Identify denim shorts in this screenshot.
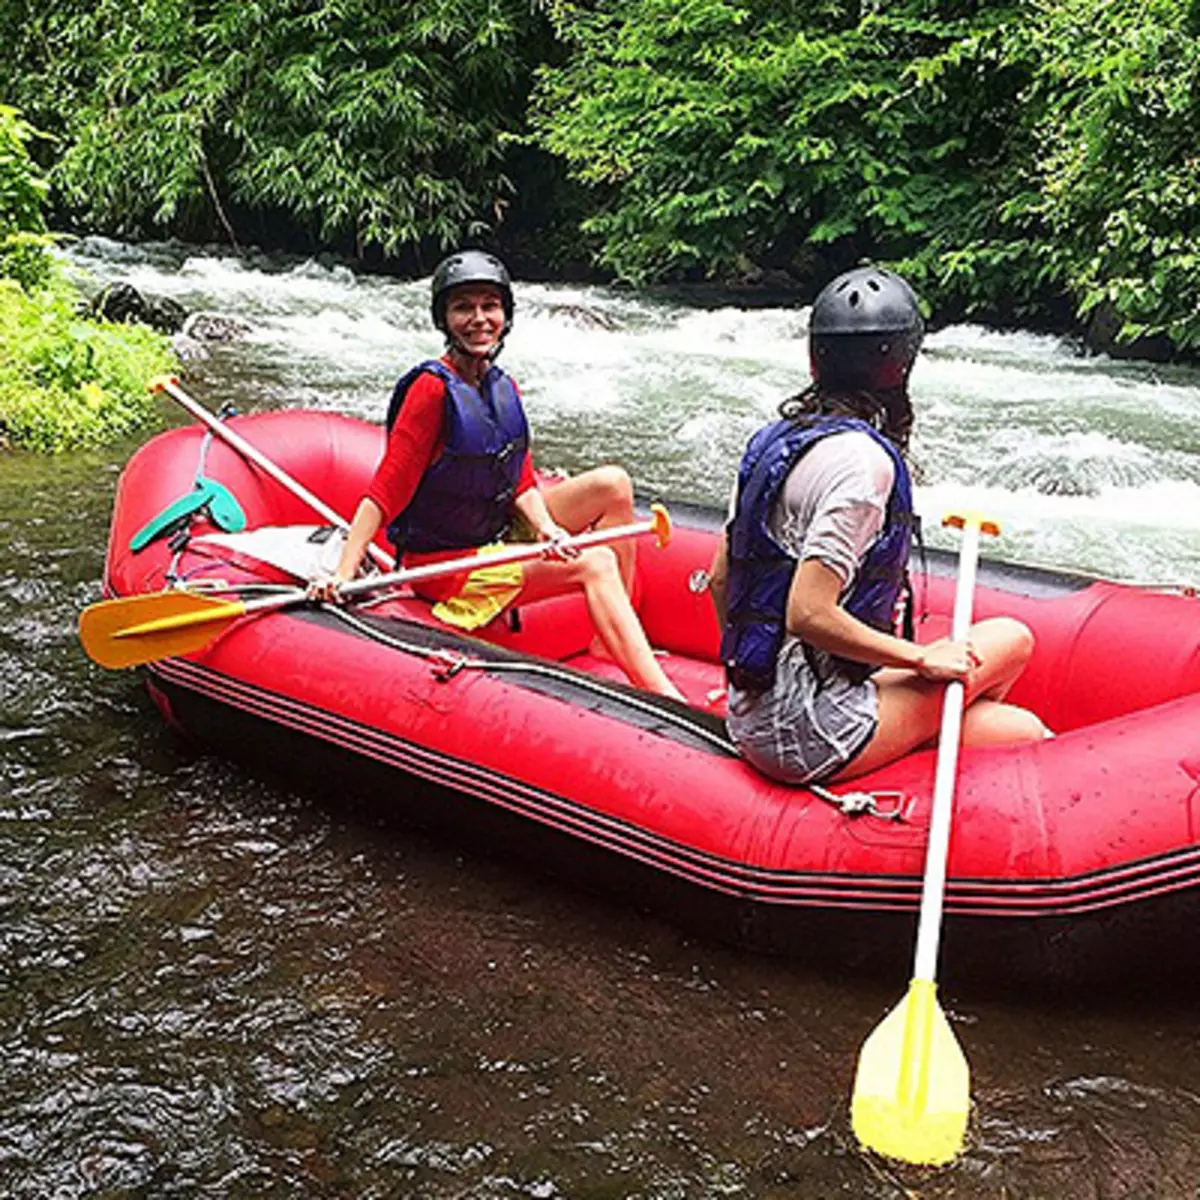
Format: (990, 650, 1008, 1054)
(726, 639, 879, 785)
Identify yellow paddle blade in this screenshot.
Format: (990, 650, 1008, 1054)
(79, 591, 249, 669)
(851, 978, 970, 1166)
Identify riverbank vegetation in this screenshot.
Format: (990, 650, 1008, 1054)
(0, 105, 174, 451)
(1, 0, 1198, 356)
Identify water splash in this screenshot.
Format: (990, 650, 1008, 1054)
(61, 239, 1200, 586)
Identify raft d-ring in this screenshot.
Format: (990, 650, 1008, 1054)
(825, 789, 911, 821)
(429, 649, 469, 682)
(861, 790, 911, 821)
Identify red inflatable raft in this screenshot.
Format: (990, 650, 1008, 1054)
(96, 409, 1200, 985)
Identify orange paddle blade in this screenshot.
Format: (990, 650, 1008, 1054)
(79, 591, 249, 669)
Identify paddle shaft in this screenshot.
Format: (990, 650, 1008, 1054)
(339, 514, 664, 598)
(911, 516, 983, 984)
(130, 511, 668, 636)
(151, 376, 394, 569)
(849, 513, 993, 1166)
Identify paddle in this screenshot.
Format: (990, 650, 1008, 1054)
(197, 472, 247, 532)
(80, 504, 672, 670)
(850, 511, 999, 1166)
(147, 375, 394, 569)
(129, 475, 247, 551)
(129, 483, 218, 551)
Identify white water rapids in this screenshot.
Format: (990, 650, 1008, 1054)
(66, 237, 1200, 587)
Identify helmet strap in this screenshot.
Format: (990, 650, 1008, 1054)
(444, 325, 507, 363)
(445, 332, 506, 369)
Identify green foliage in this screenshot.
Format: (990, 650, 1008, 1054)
(0, 103, 176, 452)
(0, 105, 55, 290)
(533, 0, 1200, 350)
(0, 105, 48, 233)
(1013, 0, 1200, 348)
(0, 275, 176, 452)
(2, 0, 557, 258)
(3, 0, 1198, 351)
(533, 0, 1029, 283)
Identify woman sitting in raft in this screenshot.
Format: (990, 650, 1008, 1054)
(708, 265, 1049, 784)
(312, 249, 684, 701)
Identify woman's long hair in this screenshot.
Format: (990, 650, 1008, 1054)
(779, 382, 914, 457)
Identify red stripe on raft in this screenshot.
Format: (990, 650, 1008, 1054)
(150, 657, 1200, 919)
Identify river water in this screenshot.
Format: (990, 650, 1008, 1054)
(2, 238, 1199, 1197)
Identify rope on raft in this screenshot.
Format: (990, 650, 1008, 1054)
(145, 576, 912, 822)
(323, 599, 911, 823)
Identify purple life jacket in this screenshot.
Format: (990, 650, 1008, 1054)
(384, 359, 529, 555)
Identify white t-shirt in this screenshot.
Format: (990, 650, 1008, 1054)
(724, 429, 893, 781)
(728, 430, 893, 590)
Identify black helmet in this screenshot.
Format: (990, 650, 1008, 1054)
(809, 266, 924, 391)
(430, 250, 514, 336)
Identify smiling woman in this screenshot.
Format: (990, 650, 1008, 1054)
(310, 249, 684, 698)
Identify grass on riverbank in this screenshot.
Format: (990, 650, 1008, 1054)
(0, 273, 176, 452)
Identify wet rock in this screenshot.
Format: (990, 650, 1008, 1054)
(181, 311, 254, 342)
(171, 333, 210, 363)
(1084, 299, 1175, 362)
(1031, 470, 1097, 497)
(543, 302, 618, 331)
(725, 265, 797, 293)
(90, 282, 187, 333)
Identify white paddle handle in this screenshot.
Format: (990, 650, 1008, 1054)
(911, 516, 985, 984)
(338, 514, 665, 598)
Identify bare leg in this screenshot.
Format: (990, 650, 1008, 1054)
(960, 698, 1052, 746)
(964, 616, 1036, 705)
(830, 617, 1048, 781)
(542, 467, 637, 593)
(518, 546, 684, 700)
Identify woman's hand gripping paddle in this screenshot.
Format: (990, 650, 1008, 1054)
(850, 512, 999, 1166)
(80, 506, 672, 670)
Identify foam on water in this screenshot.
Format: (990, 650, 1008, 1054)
(918, 477, 1200, 534)
(62, 240, 1200, 585)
